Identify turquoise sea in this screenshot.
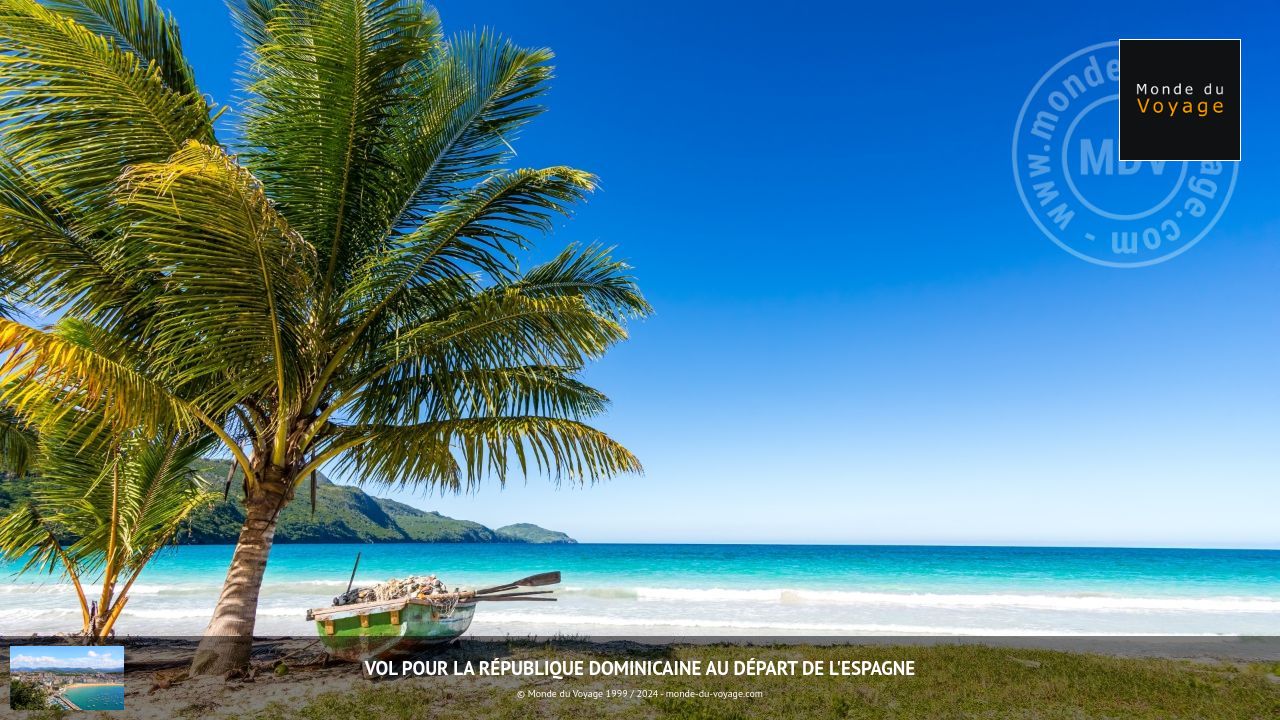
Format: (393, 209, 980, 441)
(59, 683, 125, 711)
(3, 544, 1278, 636)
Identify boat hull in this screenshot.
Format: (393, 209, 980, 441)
(312, 598, 476, 662)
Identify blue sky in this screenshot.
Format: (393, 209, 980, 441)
(162, 1, 1277, 547)
(10, 646, 123, 671)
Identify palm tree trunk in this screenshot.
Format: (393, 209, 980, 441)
(189, 469, 292, 675)
(55, 546, 92, 636)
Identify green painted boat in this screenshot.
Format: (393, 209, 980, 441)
(307, 595, 477, 662)
(307, 571, 561, 661)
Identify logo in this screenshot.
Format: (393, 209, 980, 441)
(1119, 39, 1240, 161)
(1012, 42, 1237, 267)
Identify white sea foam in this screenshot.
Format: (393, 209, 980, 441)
(126, 608, 214, 619)
(126, 605, 307, 620)
(604, 587, 1280, 613)
(0, 582, 215, 596)
(471, 611, 1211, 636)
(6, 573, 1279, 637)
(0, 607, 79, 619)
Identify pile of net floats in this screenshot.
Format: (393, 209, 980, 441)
(332, 574, 450, 606)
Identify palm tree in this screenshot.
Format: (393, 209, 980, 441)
(0, 388, 216, 642)
(0, 0, 647, 674)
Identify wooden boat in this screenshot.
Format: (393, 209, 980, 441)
(306, 594, 477, 662)
(306, 571, 560, 661)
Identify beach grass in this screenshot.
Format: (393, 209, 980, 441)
(244, 642, 1280, 720)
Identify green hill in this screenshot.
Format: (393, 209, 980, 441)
(496, 523, 577, 544)
(0, 463, 575, 545)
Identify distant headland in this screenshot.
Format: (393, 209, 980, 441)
(0, 461, 576, 545)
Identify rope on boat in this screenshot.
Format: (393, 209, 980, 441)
(432, 593, 459, 618)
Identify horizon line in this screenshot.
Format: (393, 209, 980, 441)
(172, 540, 1280, 552)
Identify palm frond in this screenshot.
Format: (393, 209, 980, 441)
(0, 0, 213, 206)
(236, 0, 441, 299)
(115, 141, 317, 407)
(511, 244, 653, 321)
(380, 29, 555, 236)
(0, 502, 65, 576)
(350, 363, 612, 438)
(335, 415, 641, 493)
(41, 0, 203, 97)
(52, 429, 216, 568)
(343, 291, 626, 425)
(339, 166, 599, 340)
(225, 0, 286, 49)
(0, 317, 191, 436)
(0, 149, 130, 318)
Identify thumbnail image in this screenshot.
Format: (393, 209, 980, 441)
(9, 646, 124, 711)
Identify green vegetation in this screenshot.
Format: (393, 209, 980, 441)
(245, 643, 1280, 720)
(0, 470, 34, 510)
(0, 0, 645, 673)
(182, 460, 573, 544)
(9, 677, 49, 710)
(0, 402, 33, 476)
(495, 523, 577, 544)
(0, 417, 215, 641)
(1, 464, 575, 544)
(190, 463, 500, 544)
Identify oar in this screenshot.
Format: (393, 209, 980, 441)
(474, 571, 561, 596)
(473, 590, 554, 599)
(346, 552, 362, 594)
(474, 595, 557, 602)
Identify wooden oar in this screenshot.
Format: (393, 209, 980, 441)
(474, 590, 554, 599)
(474, 571, 560, 596)
(474, 595, 557, 602)
(346, 552, 362, 594)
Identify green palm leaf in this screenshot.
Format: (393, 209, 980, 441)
(41, 0, 202, 96)
(0, 317, 192, 435)
(114, 142, 317, 410)
(236, 0, 441, 299)
(0, 0, 213, 204)
(334, 416, 641, 493)
(376, 29, 555, 238)
(0, 502, 65, 576)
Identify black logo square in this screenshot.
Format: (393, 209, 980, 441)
(1119, 39, 1240, 161)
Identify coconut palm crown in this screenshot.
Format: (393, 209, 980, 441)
(0, 0, 648, 672)
(0, 414, 216, 642)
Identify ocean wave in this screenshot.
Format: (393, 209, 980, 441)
(126, 605, 307, 620)
(0, 607, 79, 619)
(8, 578, 1279, 614)
(473, 611, 1205, 636)
(1, 578, 362, 598)
(598, 587, 1280, 613)
(560, 586, 642, 600)
(0, 582, 218, 596)
(0, 583, 80, 594)
(125, 607, 215, 619)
